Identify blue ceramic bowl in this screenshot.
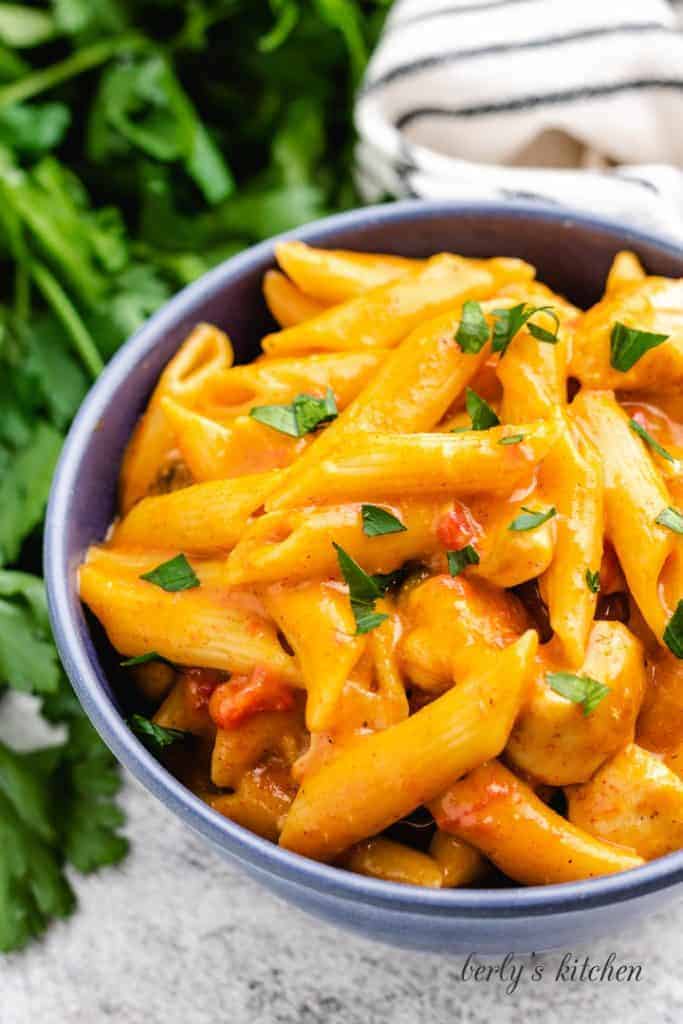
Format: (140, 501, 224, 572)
(46, 200, 683, 954)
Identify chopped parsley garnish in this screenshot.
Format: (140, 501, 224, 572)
(547, 672, 610, 716)
(120, 652, 163, 667)
(465, 387, 500, 430)
(508, 506, 557, 532)
(361, 504, 407, 537)
(455, 300, 490, 353)
(491, 303, 560, 355)
(585, 569, 601, 594)
(629, 418, 678, 466)
(250, 388, 338, 437)
(498, 433, 525, 446)
(139, 553, 199, 592)
(333, 542, 388, 634)
(610, 322, 669, 372)
(656, 507, 683, 535)
(130, 714, 187, 753)
(664, 601, 683, 659)
(447, 545, 480, 577)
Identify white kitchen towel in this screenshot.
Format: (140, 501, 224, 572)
(355, 0, 683, 238)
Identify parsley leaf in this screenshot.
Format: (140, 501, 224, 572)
(361, 504, 407, 537)
(508, 506, 557, 532)
(250, 388, 338, 437)
(585, 569, 601, 594)
(140, 553, 199, 592)
(498, 433, 525, 445)
(447, 546, 480, 577)
(656, 507, 683, 535)
(664, 601, 683, 659)
(465, 387, 500, 430)
(491, 304, 559, 355)
(0, 0, 389, 952)
(610, 322, 669, 372)
(455, 300, 489, 353)
(120, 652, 162, 667)
(547, 672, 610, 716)
(130, 714, 187, 754)
(629, 418, 679, 466)
(333, 542, 388, 635)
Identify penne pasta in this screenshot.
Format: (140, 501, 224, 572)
(263, 268, 329, 326)
(429, 830, 490, 888)
(79, 563, 300, 683)
(120, 324, 232, 512)
(81, 241, 683, 890)
(265, 306, 493, 509)
(342, 838, 443, 888)
(225, 499, 447, 586)
(198, 349, 386, 421)
(113, 472, 279, 554)
(538, 414, 604, 667)
(262, 580, 366, 732)
(279, 631, 537, 861)
(267, 418, 560, 508)
(431, 760, 643, 884)
(274, 240, 422, 302)
(261, 253, 531, 356)
(571, 389, 682, 642)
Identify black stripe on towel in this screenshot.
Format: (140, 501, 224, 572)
(396, 79, 683, 128)
(388, 0, 540, 31)
(363, 24, 668, 95)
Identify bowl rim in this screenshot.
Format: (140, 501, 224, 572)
(46, 197, 683, 919)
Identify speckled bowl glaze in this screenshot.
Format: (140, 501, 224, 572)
(45, 200, 683, 954)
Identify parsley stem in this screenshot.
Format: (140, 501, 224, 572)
(30, 262, 103, 378)
(0, 34, 146, 110)
(0, 181, 31, 319)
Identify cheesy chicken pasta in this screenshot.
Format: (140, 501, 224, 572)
(80, 241, 683, 888)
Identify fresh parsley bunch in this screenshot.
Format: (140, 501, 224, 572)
(0, 0, 389, 952)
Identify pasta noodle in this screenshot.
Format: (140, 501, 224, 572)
(79, 243, 683, 889)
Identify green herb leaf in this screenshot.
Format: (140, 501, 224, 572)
(664, 601, 683, 659)
(140, 553, 199, 592)
(629, 418, 678, 466)
(447, 545, 480, 577)
(361, 504, 407, 537)
(455, 300, 489, 353)
(0, 5, 56, 48)
(610, 322, 669, 372)
(129, 714, 187, 753)
(250, 388, 338, 437)
(491, 304, 559, 355)
(656, 507, 683, 535)
(498, 433, 525, 446)
(547, 672, 610, 716)
(0, 102, 70, 155)
(333, 542, 388, 634)
(120, 652, 162, 668)
(508, 506, 557, 532)
(465, 387, 500, 430)
(585, 569, 601, 594)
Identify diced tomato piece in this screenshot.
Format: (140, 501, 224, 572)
(183, 667, 226, 712)
(436, 502, 480, 550)
(209, 666, 296, 730)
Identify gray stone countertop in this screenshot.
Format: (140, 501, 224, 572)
(1, 773, 681, 1024)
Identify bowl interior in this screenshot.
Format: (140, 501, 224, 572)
(46, 200, 683, 912)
